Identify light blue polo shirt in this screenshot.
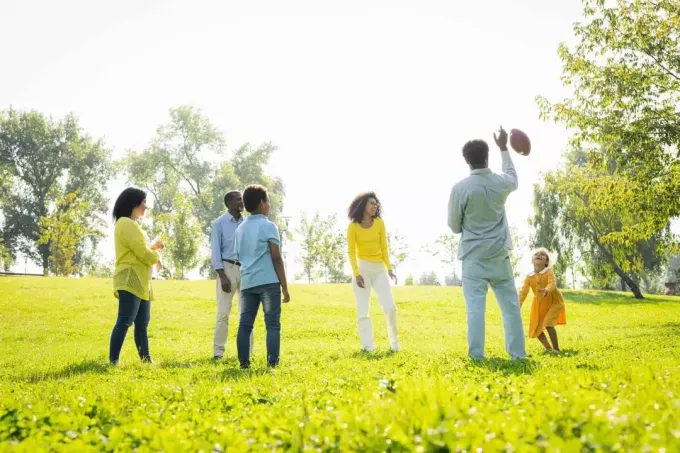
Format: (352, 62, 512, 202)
(234, 214, 281, 290)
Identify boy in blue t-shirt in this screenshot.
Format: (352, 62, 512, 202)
(234, 184, 291, 368)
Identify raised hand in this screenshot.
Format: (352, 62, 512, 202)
(493, 125, 508, 151)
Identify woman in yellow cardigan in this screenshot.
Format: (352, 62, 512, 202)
(110, 188, 165, 364)
(346, 191, 399, 352)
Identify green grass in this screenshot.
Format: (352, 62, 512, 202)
(1, 277, 680, 452)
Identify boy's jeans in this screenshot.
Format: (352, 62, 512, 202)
(237, 283, 281, 368)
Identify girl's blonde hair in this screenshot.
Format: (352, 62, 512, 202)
(533, 247, 551, 266)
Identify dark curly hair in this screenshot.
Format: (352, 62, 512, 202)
(348, 191, 382, 223)
(243, 184, 268, 213)
(462, 139, 489, 168)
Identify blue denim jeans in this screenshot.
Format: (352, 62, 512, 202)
(237, 283, 281, 368)
(109, 290, 151, 363)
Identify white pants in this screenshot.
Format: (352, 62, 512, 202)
(352, 260, 399, 351)
(462, 255, 526, 360)
(213, 262, 253, 357)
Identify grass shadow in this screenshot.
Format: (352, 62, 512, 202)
(563, 290, 676, 306)
(350, 349, 399, 361)
(555, 348, 580, 357)
(159, 357, 220, 369)
(466, 357, 538, 376)
(575, 362, 601, 371)
(20, 359, 111, 383)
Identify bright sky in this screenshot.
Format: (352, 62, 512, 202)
(1, 0, 585, 281)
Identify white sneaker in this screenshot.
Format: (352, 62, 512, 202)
(391, 344, 401, 352)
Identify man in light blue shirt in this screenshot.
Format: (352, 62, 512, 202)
(235, 184, 290, 369)
(448, 126, 526, 360)
(210, 190, 252, 360)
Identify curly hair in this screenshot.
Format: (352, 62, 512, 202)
(462, 140, 489, 168)
(243, 184, 268, 213)
(347, 191, 382, 223)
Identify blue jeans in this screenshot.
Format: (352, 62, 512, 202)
(237, 283, 281, 368)
(109, 290, 151, 363)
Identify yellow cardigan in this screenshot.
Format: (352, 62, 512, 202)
(346, 218, 393, 277)
(113, 217, 159, 301)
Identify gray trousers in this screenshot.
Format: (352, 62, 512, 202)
(462, 254, 526, 359)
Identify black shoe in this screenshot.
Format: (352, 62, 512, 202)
(213, 355, 223, 361)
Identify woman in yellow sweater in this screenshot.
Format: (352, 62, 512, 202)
(110, 188, 165, 365)
(346, 192, 399, 352)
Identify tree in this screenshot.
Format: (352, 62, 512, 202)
(387, 231, 409, 274)
(507, 226, 528, 279)
(295, 212, 323, 283)
(427, 234, 460, 286)
(419, 271, 440, 286)
(317, 215, 346, 283)
(530, 183, 577, 289)
(153, 193, 202, 279)
(85, 255, 115, 278)
(0, 164, 12, 270)
(404, 275, 414, 286)
(536, 0, 680, 297)
(0, 110, 113, 274)
(122, 106, 286, 277)
(37, 192, 103, 276)
(540, 161, 670, 299)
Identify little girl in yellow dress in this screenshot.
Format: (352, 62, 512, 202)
(519, 248, 566, 353)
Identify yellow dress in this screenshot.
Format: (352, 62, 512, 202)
(518, 267, 566, 338)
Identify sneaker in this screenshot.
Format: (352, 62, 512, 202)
(213, 355, 223, 361)
(391, 344, 401, 352)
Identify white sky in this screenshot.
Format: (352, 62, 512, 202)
(1, 0, 586, 281)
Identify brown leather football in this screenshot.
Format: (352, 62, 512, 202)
(509, 129, 531, 156)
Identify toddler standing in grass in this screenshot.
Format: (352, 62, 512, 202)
(518, 248, 566, 353)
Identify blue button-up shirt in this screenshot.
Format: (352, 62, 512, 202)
(448, 150, 518, 260)
(234, 214, 281, 290)
(211, 212, 244, 270)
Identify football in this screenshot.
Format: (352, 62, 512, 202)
(509, 129, 531, 156)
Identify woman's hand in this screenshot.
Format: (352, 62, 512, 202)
(388, 270, 397, 284)
(150, 240, 165, 251)
(355, 275, 365, 288)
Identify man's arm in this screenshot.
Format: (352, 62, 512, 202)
(448, 186, 463, 234)
(493, 126, 518, 193)
(269, 242, 289, 300)
(500, 150, 518, 192)
(211, 220, 231, 291)
(267, 222, 290, 302)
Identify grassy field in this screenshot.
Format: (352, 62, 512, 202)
(1, 277, 680, 452)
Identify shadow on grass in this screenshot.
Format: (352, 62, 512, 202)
(20, 359, 111, 383)
(563, 290, 676, 306)
(466, 357, 538, 376)
(158, 357, 219, 369)
(350, 349, 399, 361)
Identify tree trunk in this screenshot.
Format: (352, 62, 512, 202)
(592, 238, 644, 299)
(39, 243, 50, 276)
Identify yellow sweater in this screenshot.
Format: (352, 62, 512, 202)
(113, 217, 159, 301)
(346, 218, 392, 276)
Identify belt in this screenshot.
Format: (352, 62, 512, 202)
(223, 259, 241, 267)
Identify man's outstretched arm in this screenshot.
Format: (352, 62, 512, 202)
(494, 126, 518, 192)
